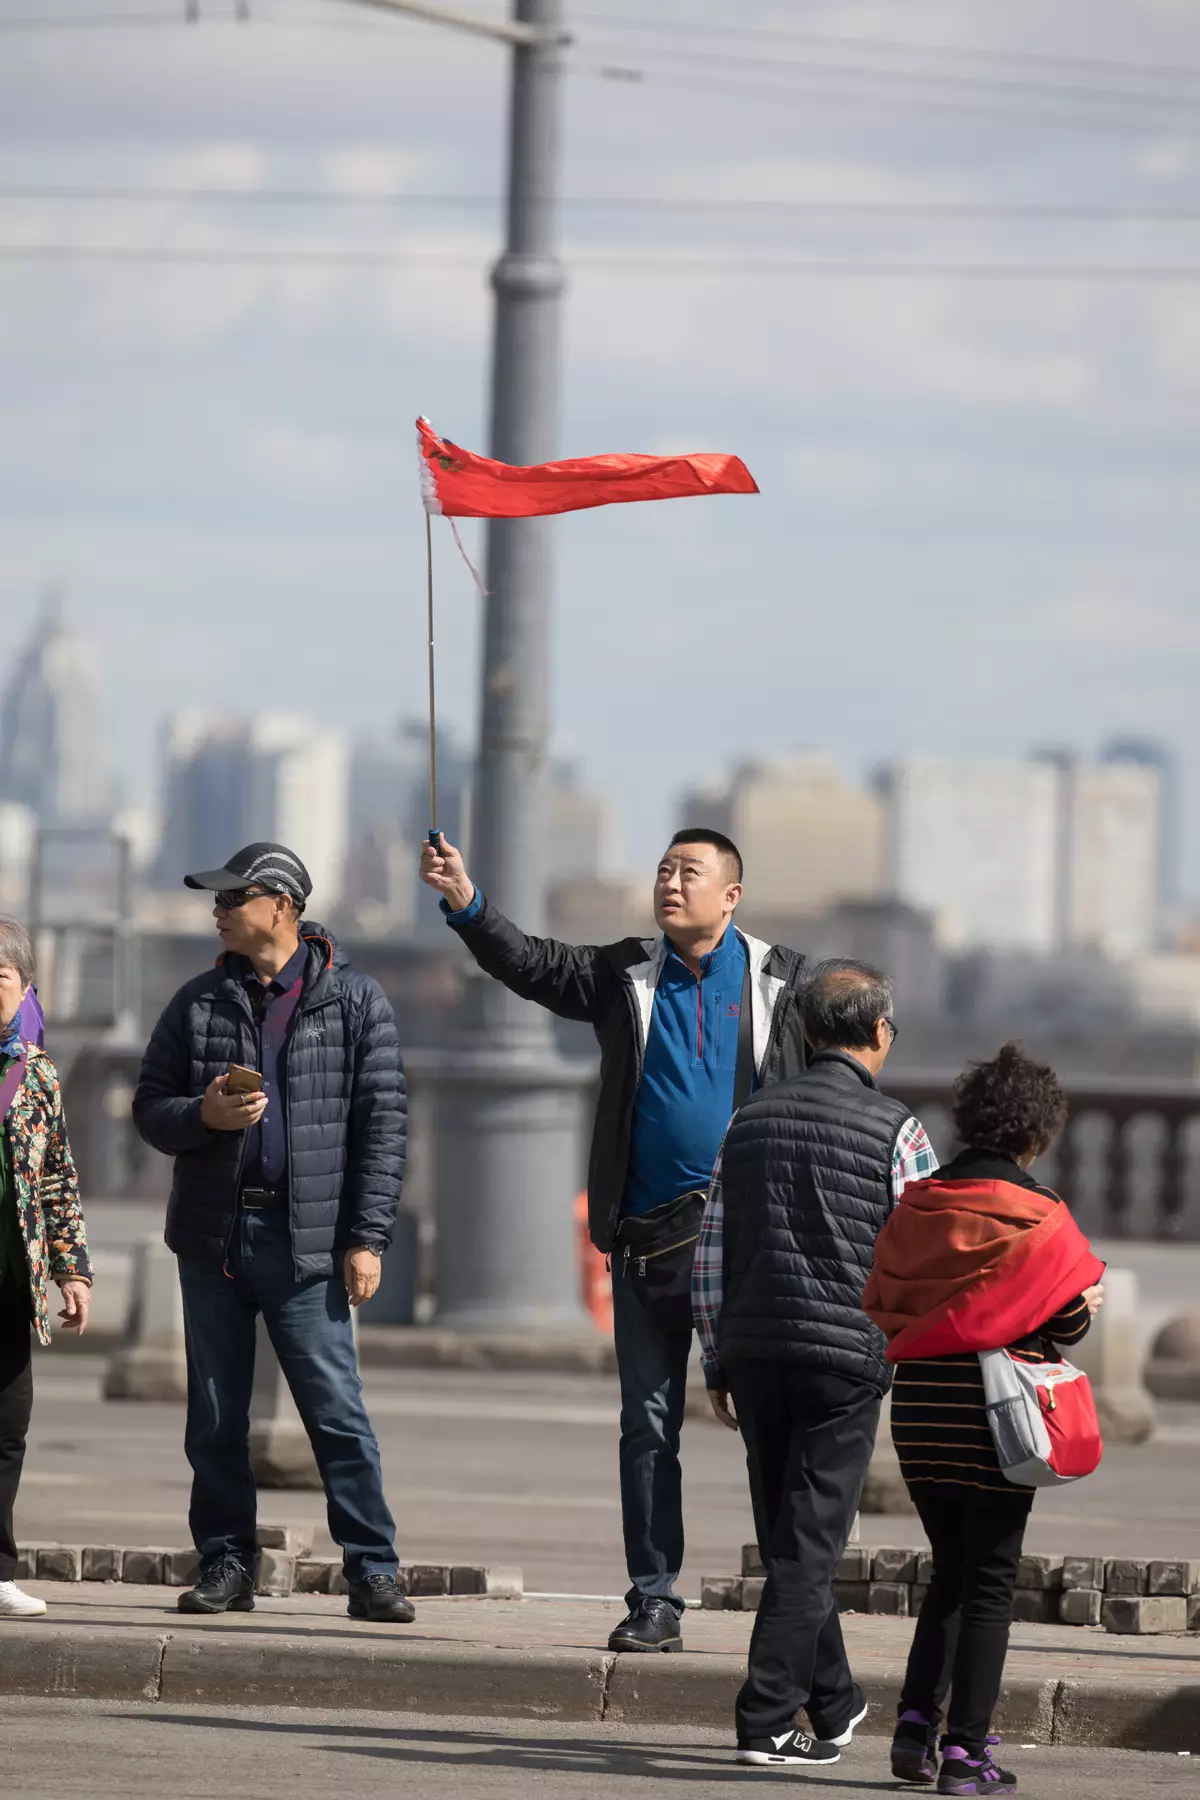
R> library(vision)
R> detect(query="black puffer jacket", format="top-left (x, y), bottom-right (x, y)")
top-left (718, 1051), bottom-right (911, 1390)
top-left (132, 922), bottom-right (406, 1276)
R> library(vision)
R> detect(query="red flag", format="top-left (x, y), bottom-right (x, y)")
top-left (417, 416), bottom-right (758, 519)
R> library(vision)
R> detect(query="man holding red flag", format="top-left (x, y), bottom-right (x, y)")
top-left (420, 828), bottom-right (807, 1652)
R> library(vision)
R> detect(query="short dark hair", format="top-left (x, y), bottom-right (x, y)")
top-left (800, 956), bottom-right (893, 1051)
top-left (668, 828), bottom-right (743, 883)
top-left (951, 1041), bottom-right (1067, 1163)
top-left (0, 917), bottom-right (35, 988)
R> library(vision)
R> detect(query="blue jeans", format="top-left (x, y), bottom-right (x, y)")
top-left (611, 1266), bottom-right (691, 1614)
top-left (177, 1207), bottom-right (397, 1583)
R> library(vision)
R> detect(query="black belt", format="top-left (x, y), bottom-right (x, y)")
top-left (240, 1188), bottom-right (285, 1211)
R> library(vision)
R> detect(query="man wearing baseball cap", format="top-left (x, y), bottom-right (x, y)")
top-left (133, 842), bottom-right (411, 1621)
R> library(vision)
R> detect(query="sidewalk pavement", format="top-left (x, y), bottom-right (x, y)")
top-left (1, 1584), bottom-right (1198, 1752)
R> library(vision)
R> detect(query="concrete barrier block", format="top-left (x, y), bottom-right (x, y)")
top-left (255, 1525), bottom-right (314, 1557)
top-left (871, 1548), bottom-right (919, 1583)
top-left (36, 1546), bottom-right (82, 1583)
top-left (1062, 1556), bottom-right (1106, 1591)
top-left (836, 1547), bottom-right (870, 1582)
top-left (483, 1566), bottom-right (523, 1600)
top-left (833, 1580), bottom-right (870, 1613)
top-left (867, 1582), bottom-right (909, 1616)
top-left (741, 1544), bottom-right (763, 1578)
top-left (740, 1577), bottom-right (764, 1612)
top-left (1012, 1589), bottom-right (1059, 1624)
top-left (1105, 1559), bottom-right (1149, 1596)
top-left (406, 1563), bottom-right (449, 1598)
top-left (1189, 1595), bottom-right (1200, 1633)
top-left (81, 1546), bottom-right (124, 1583)
top-left (293, 1559), bottom-right (337, 1594)
top-left (1017, 1554), bottom-right (1063, 1591)
top-left (254, 1550), bottom-right (295, 1598)
top-left (911, 1583), bottom-right (929, 1613)
top-left (103, 1238), bottom-right (188, 1402)
top-left (1147, 1560), bottom-right (1200, 1597)
top-left (700, 1576), bottom-right (742, 1611)
top-left (162, 1550), bottom-right (201, 1588)
top-left (1060, 1588), bottom-right (1102, 1627)
top-left (916, 1553), bottom-right (934, 1585)
top-left (122, 1550), bottom-right (167, 1585)
top-left (1102, 1595), bottom-right (1187, 1635)
top-left (330, 1569), bottom-right (349, 1596)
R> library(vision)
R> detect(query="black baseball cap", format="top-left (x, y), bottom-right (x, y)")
top-left (184, 841), bottom-right (313, 908)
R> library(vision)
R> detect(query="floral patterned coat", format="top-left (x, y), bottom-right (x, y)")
top-left (6, 1046), bottom-right (90, 1345)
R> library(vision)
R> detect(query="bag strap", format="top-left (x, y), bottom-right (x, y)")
top-left (0, 1051), bottom-right (28, 1124)
top-left (733, 961), bottom-right (754, 1109)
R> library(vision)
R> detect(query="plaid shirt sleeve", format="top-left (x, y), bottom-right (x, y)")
top-left (692, 1152), bottom-right (726, 1391)
top-left (891, 1115), bottom-right (939, 1203)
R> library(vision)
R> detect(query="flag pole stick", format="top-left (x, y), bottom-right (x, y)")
top-left (425, 510), bottom-right (439, 846)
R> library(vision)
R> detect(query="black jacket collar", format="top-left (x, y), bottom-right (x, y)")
top-left (937, 1145), bottom-right (1057, 1201)
top-left (808, 1048), bottom-right (878, 1090)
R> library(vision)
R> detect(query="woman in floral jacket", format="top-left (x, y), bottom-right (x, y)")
top-left (0, 918), bottom-right (91, 1620)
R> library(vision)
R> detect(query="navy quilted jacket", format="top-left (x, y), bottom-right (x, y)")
top-left (132, 922), bottom-right (406, 1275)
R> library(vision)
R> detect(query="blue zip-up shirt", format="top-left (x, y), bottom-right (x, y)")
top-left (623, 925), bottom-right (748, 1217)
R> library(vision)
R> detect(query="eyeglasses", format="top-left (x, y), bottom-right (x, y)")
top-left (884, 1017), bottom-right (899, 1042)
top-left (213, 887), bottom-right (270, 912)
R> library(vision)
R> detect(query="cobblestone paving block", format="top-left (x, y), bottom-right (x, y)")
top-left (36, 1546), bottom-right (82, 1582)
top-left (162, 1549), bottom-right (201, 1588)
top-left (916, 1553), bottom-right (934, 1585)
top-left (121, 1549), bottom-right (166, 1585)
top-left (1188, 1594), bottom-right (1200, 1633)
top-left (80, 1546), bottom-right (124, 1583)
top-left (405, 1563), bottom-right (450, 1597)
top-left (836, 1547), bottom-right (870, 1582)
top-left (1102, 1594), bottom-right (1187, 1634)
top-left (866, 1582), bottom-right (909, 1616)
top-left (255, 1550), bottom-right (295, 1598)
top-left (1059, 1588), bottom-right (1102, 1626)
top-left (700, 1575), bottom-right (743, 1611)
top-left (1016, 1554), bottom-right (1064, 1591)
top-left (483, 1566), bottom-right (523, 1599)
top-left (1104, 1558), bottom-right (1149, 1596)
top-left (1011, 1589), bottom-right (1059, 1624)
top-left (872, 1548), bottom-right (919, 1583)
top-left (255, 1525), bottom-right (314, 1557)
top-left (910, 1583), bottom-right (929, 1613)
top-left (741, 1544), bottom-right (764, 1578)
top-left (449, 1565), bottom-right (488, 1595)
top-left (740, 1577), bottom-right (764, 1612)
top-left (833, 1580), bottom-right (870, 1613)
top-left (1062, 1555), bottom-right (1107, 1591)
top-left (15, 1547), bottom-right (38, 1580)
top-left (1147, 1559), bottom-right (1200, 1597)
top-left (330, 1569), bottom-right (349, 1596)
top-left (293, 1560), bottom-right (338, 1593)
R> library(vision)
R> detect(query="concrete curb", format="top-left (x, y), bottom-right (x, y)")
top-left (358, 1325), bottom-right (617, 1376)
top-left (0, 1626), bottom-right (1198, 1748)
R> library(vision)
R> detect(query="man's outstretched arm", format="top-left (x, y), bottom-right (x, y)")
top-left (420, 832), bottom-right (615, 1024)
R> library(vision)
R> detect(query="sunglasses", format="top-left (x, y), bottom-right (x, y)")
top-left (213, 887), bottom-right (272, 912)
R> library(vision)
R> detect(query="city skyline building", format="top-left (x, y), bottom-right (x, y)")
top-left (0, 593), bottom-right (112, 827)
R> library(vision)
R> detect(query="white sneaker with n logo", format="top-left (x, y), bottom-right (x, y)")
top-left (736, 1729), bottom-right (841, 1767)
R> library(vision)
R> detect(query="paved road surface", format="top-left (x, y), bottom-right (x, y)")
top-left (18, 1352), bottom-right (1200, 1594)
top-left (3, 1701), bottom-right (1197, 1799)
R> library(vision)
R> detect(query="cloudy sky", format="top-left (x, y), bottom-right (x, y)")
top-left (1, 0), bottom-right (1198, 897)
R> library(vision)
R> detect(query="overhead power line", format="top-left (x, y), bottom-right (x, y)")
top-left (4, 185), bottom-right (1200, 223)
top-left (3, 241), bottom-right (1200, 279)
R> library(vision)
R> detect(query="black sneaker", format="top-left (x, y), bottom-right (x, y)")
top-left (606, 1597), bottom-right (683, 1653)
top-left (346, 1573), bottom-right (416, 1624)
top-left (736, 1729), bottom-right (841, 1768)
top-left (811, 1681), bottom-right (869, 1748)
top-left (937, 1737), bottom-right (1016, 1795)
top-left (892, 1710), bottom-right (938, 1785)
top-left (177, 1552), bottom-right (256, 1615)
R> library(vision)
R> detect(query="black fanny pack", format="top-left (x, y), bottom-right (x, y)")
top-left (616, 960), bottom-right (756, 1336)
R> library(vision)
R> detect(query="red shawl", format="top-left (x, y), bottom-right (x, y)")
top-left (863, 1178), bottom-right (1104, 1363)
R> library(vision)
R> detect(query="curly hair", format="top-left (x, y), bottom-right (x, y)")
top-left (950, 1042), bottom-right (1068, 1163)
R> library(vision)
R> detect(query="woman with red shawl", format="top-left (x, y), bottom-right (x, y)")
top-left (864, 1045), bottom-right (1104, 1796)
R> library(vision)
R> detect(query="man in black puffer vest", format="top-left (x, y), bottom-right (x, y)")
top-left (693, 958), bottom-right (937, 1769)
top-left (133, 842), bottom-right (412, 1625)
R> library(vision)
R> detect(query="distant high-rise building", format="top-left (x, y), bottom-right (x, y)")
top-left (547, 759), bottom-right (612, 884)
top-left (885, 751), bottom-right (1163, 959)
top-left (681, 753), bottom-right (884, 918)
top-left (0, 593), bottom-right (111, 825)
top-left (155, 712), bottom-right (348, 910)
top-left (885, 757), bottom-right (1061, 953)
top-left (1102, 736), bottom-right (1175, 908)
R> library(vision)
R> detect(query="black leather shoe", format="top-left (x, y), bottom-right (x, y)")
top-left (346, 1574), bottom-right (416, 1624)
top-left (178, 1552), bottom-right (256, 1614)
top-left (606, 1597), bottom-right (683, 1653)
